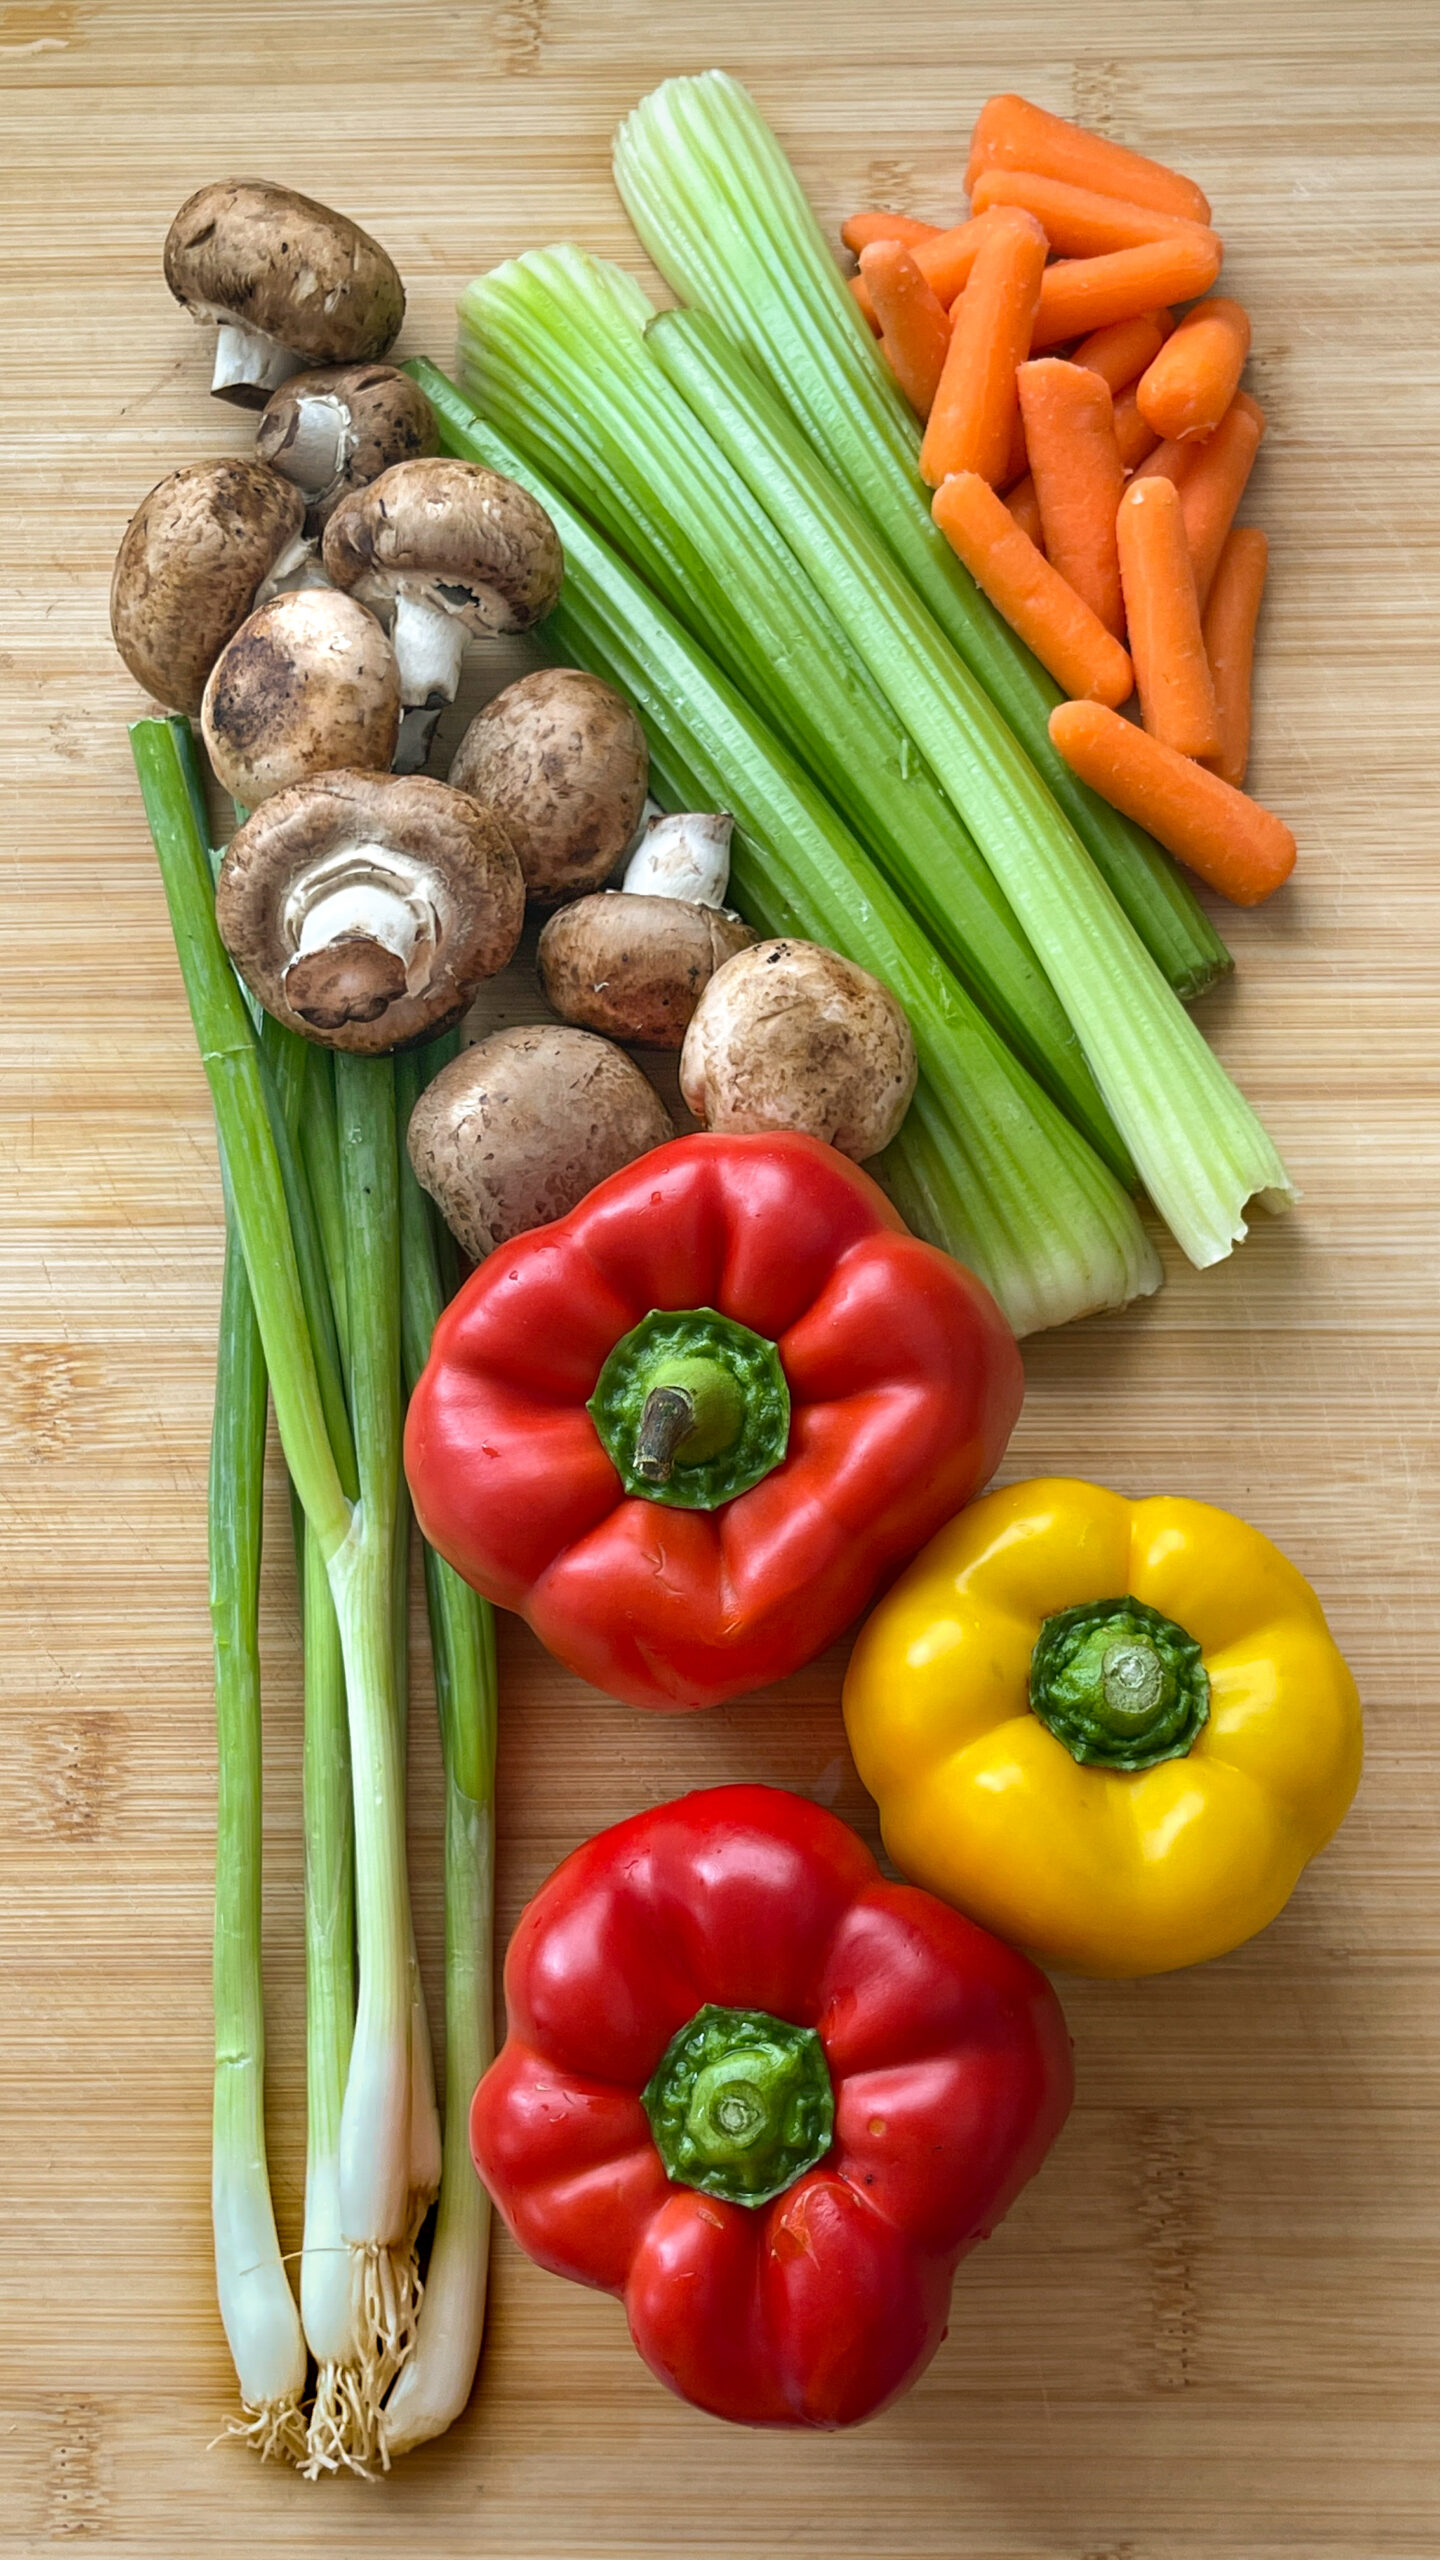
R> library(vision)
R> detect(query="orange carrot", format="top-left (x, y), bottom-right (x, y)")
top-left (1001, 401), bottom-right (1028, 490)
top-left (919, 207), bottom-right (1048, 487)
top-left (1137, 296), bottom-right (1251, 441)
top-left (932, 470), bottom-right (1133, 706)
top-left (1005, 474), bottom-right (1045, 548)
top-left (971, 167), bottom-right (1216, 260)
top-left (842, 210), bottom-right (941, 255)
top-left (1072, 309), bottom-right (1172, 394)
top-left (1132, 428), bottom-right (1200, 488)
top-left (965, 93), bottom-right (1213, 225)
top-left (911, 217), bottom-right (992, 306)
top-left (1116, 476), bottom-right (1221, 756)
top-left (1032, 233), bottom-right (1222, 348)
top-left (1181, 392), bottom-right (1266, 609)
top-left (859, 239), bottom-right (953, 419)
top-left (1049, 700), bottom-right (1294, 906)
top-left (849, 272), bottom-right (881, 333)
top-left (1017, 359), bottom-right (1127, 636)
top-left (1113, 388), bottom-right (1161, 473)
top-left (1201, 527), bottom-right (1268, 790)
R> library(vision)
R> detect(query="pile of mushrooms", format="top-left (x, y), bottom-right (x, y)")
top-left (112, 168), bottom-right (921, 1262)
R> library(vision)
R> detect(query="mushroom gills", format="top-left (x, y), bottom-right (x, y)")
top-left (252, 527), bottom-right (322, 606)
top-left (211, 318), bottom-right (307, 407)
top-left (624, 810), bottom-right (733, 907)
top-left (281, 844), bottom-right (440, 1027)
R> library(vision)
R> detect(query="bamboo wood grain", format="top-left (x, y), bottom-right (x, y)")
top-left (2, 4), bottom-right (1438, 2553)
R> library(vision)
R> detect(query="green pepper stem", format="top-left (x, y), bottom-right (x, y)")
top-left (1029, 1594), bottom-right (1210, 1771)
top-left (643, 2004), bottom-right (834, 2207)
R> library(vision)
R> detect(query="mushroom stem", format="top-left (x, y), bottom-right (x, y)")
top-left (392, 705), bottom-right (445, 776)
top-left (212, 319), bottom-right (306, 407)
top-left (281, 392), bottom-right (352, 500)
top-left (391, 592), bottom-right (468, 709)
top-left (624, 810), bottom-right (733, 908)
top-left (254, 527), bottom-right (321, 606)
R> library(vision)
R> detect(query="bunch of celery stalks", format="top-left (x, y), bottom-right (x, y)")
top-left (131, 74), bottom-right (1293, 2477)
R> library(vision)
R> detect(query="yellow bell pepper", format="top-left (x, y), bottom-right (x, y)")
top-left (842, 1478), bottom-right (1362, 1977)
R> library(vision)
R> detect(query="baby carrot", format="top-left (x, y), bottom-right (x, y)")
top-left (932, 470), bottom-right (1134, 706)
top-left (1201, 526), bottom-right (1268, 789)
top-left (965, 93), bottom-right (1213, 225)
top-left (1181, 392), bottom-right (1265, 609)
top-left (1001, 402), bottom-right (1028, 490)
top-left (1073, 309), bottom-right (1172, 394)
top-left (1133, 429), bottom-right (1200, 488)
top-left (1113, 389), bottom-right (1162, 473)
top-left (842, 210), bottom-right (941, 254)
top-left (1137, 296), bottom-right (1251, 441)
top-left (860, 239), bottom-right (953, 418)
top-left (1116, 475), bottom-right (1221, 756)
top-left (920, 206), bottom-right (1048, 487)
top-left (1032, 233), bottom-right (1222, 348)
top-left (849, 272), bottom-right (881, 332)
top-left (1005, 474), bottom-right (1044, 548)
top-left (912, 217), bottom-right (992, 305)
top-left (1017, 359), bottom-right (1127, 635)
top-left (1049, 699), bottom-right (1294, 905)
top-left (972, 167), bottom-right (1216, 260)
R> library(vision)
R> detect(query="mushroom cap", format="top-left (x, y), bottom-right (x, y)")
top-left (406, 1024), bottom-right (674, 1260)
top-left (201, 586), bottom-right (400, 805)
top-left (322, 458), bottom-right (564, 636)
top-left (449, 668), bottom-right (649, 903)
top-left (163, 181), bottom-right (404, 368)
top-left (538, 893), bottom-right (757, 1049)
top-left (255, 362), bottom-right (438, 531)
top-left (109, 457), bottom-right (304, 716)
top-left (679, 939), bottom-right (918, 1161)
top-left (216, 769), bottom-right (525, 1054)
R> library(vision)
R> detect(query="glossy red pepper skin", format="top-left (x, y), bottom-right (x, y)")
top-left (470, 1785), bottom-right (1073, 2430)
top-left (404, 1132), bottom-right (1023, 1710)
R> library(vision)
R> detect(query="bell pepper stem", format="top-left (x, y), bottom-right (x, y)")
top-left (635, 1384), bottom-right (698, 1484)
top-left (643, 2003), bottom-right (835, 2207)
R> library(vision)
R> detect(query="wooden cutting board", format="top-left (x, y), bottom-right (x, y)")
top-left (3, 3), bottom-right (1436, 2553)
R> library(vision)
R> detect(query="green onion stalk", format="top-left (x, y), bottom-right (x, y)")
top-left (458, 246), bottom-right (1127, 1185)
top-left (207, 1204), bottom-right (308, 2462)
top-left (382, 1040), bottom-right (498, 2461)
top-left (640, 311), bottom-right (1294, 1270)
top-left (411, 364), bottom-right (1160, 1334)
top-left (612, 69), bottom-right (1229, 1002)
top-left (131, 719), bottom-right (435, 2448)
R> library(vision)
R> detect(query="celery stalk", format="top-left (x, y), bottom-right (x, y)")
top-left (612, 70), bottom-right (1228, 999)
top-left (411, 364), bottom-right (1159, 1333)
top-left (645, 313), bottom-right (1294, 1269)
top-left (459, 247), bottom-right (1128, 1184)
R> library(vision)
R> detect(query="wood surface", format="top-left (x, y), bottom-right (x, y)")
top-left (3, 2), bottom-right (1437, 2553)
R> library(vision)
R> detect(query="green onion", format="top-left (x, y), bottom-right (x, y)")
top-left (643, 311), bottom-right (1294, 1269)
top-left (207, 1208), bottom-right (308, 2463)
top-left (612, 70), bottom-right (1228, 1000)
top-left (130, 719), bottom-right (429, 2444)
top-left (459, 246), bottom-right (1127, 1184)
top-left (412, 363), bottom-right (1160, 1334)
top-left (383, 1041), bottom-right (498, 2460)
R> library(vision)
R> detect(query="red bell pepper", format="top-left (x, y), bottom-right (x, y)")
top-left (404, 1131), bottom-right (1022, 1710)
top-left (471, 1784), bottom-right (1073, 2429)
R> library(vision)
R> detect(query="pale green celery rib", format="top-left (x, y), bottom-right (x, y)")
top-left (458, 247), bottom-right (1130, 1188)
top-left (612, 70), bottom-right (1229, 1001)
top-left (411, 362), bottom-right (1159, 1335)
top-left (645, 311), bottom-right (1294, 1270)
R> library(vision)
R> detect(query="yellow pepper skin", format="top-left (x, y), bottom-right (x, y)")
top-left (842, 1478), bottom-right (1362, 1977)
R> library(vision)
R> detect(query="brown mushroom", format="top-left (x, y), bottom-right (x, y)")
top-left (538, 893), bottom-right (756, 1049)
top-left (406, 1025), bottom-right (673, 1259)
top-left (449, 669), bottom-right (649, 904)
top-left (215, 769), bottom-right (523, 1052)
top-left (622, 809), bottom-right (733, 908)
top-left (201, 586), bottom-right (400, 805)
top-left (109, 458), bottom-right (307, 716)
top-left (323, 460), bottom-right (564, 769)
top-left (254, 363), bottom-right (438, 532)
top-left (164, 180), bottom-right (404, 407)
top-left (679, 939), bottom-right (918, 1160)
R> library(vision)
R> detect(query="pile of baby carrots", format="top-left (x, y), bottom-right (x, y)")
top-left (845, 92), bottom-right (1292, 909)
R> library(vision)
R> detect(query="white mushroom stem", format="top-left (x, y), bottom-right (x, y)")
top-left (391, 592), bottom-right (469, 708)
top-left (284, 848), bottom-right (439, 993)
top-left (254, 528), bottom-right (322, 606)
top-left (282, 392), bottom-right (352, 501)
top-left (211, 319), bottom-right (306, 402)
top-left (623, 809), bottom-right (733, 908)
